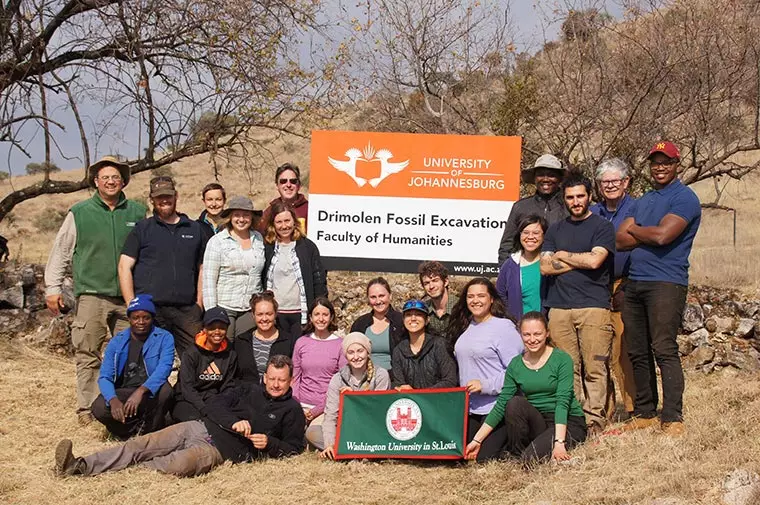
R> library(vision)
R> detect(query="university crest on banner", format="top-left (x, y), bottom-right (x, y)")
top-left (334, 388), bottom-right (469, 460)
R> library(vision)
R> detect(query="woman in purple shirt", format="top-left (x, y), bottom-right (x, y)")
top-left (449, 277), bottom-right (524, 461)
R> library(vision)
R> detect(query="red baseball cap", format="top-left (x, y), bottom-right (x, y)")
top-left (647, 141), bottom-right (680, 160)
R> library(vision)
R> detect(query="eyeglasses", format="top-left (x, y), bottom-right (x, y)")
top-left (649, 160), bottom-right (676, 169)
top-left (520, 230), bottom-right (543, 237)
top-left (99, 175), bottom-right (123, 182)
top-left (599, 179), bottom-right (624, 187)
top-left (279, 178), bottom-right (299, 185)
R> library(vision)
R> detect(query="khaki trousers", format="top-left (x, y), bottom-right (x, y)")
top-left (71, 295), bottom-right (128, 412)
top-left (607, 309), bottom-right (636, 416)
top-left (548, 307), bottom-right (613, 428)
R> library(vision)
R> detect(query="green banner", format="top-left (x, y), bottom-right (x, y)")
top-left (334, 388), bottom-right (469, 460)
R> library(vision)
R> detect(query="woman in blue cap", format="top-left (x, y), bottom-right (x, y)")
top-left (173, 307), bottom-right (239, 422)
top-left (391, 299), bottom-right (458, 390)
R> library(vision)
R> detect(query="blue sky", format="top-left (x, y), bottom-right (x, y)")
top-left (0, 0), bottom-right (623, 174)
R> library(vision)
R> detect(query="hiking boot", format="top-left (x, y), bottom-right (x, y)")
top-left (586, 423), bottom-right (604, 439)
top-left (661, 421), bottom-right (686, 437)
top-left (77, 411), bottom-right (94, 427)
top-left (621, 416), bottom-right (659, 432)
top-left (54, 439), bottom-right (85, 476)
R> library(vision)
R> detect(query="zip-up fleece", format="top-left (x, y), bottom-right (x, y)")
top-left (70, 192), bottom-right (146, 297)
top-left (202, 383), bottom-right (306, 463)
top-left (97, 325), bottom-right (175, 405)
top-left (176, 331), bottom-right (238, 413)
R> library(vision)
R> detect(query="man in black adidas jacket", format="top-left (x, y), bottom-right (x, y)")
top-left (54, 355), bottom-right (305, 478)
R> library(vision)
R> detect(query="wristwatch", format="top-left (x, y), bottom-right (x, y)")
top-left (554, 439), bottom-right (565, 444)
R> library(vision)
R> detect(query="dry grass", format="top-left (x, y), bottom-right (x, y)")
top-left (0, 341), bottom-right (758, 505)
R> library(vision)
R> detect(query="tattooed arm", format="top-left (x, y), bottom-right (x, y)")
top-left (540, 251), bottom-right (574, 276)
top-left (553, 247), bottom-right (609, 270)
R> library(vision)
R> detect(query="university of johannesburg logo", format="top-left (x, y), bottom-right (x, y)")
top-left (328, 142), bottom-right (409, 188)
top-left (385, 398), bottom-right (422, 441)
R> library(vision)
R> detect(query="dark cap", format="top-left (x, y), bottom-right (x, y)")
top-left (402, 299), bottom-right (428, 314)
top-left (203, 306), bottom-right (230, 327)
top-left (150, 176), bottom-right (177, 197)
top-left (647, 141), bottom-right (680, 160)
top-left (88, 156), bottom-right (131, 188)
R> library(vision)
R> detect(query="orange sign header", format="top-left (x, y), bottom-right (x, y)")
top-left (309, 130), bottom-right (522, 202)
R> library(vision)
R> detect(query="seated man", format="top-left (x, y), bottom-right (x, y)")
top-left (172, 307), bottom-right (238, 422)
top-left (90, 294), bottom-right (174, 440)
top-left (55, 355), bottom-right (306, 478)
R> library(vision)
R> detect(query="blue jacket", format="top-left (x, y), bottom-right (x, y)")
top-left (496, 252), bottom-right (547, 320)
top-left (98, 325), bottom-right (175, 404)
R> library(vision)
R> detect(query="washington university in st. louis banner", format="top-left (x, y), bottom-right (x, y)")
top-left (334, 388), bottom-right (469, 460)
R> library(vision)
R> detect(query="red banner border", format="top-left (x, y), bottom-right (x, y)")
top-left (333, 387), bottom-right (470, 460)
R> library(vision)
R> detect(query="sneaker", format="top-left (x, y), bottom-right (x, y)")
top-left (661, 421), bottom-right (686, 437)
top-left (77, 412), bottom-right (94, 427)
top-left (54, 439), bottom-right (85, 476)
top-left (621, 416), bottom-right (659, 432)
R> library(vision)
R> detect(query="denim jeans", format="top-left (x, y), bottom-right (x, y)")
top-left (622, 280), bottom-right (687, 423)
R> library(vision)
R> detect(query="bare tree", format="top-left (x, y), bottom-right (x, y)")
top-left (0, 0), bottom-right (344, 222)
top-left (346, 0), bottom-right (514, 134)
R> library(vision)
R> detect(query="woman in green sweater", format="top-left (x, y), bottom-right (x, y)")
top-left (465, 311), bottom-right (587, 464)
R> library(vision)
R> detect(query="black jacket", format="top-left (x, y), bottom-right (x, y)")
top-left (497, 192), bottom-right (568, 264)
top-left (350, 307), bottom-right (405, 355)
top-left (263, 237), bottom-right (327, 311)
top-left (391, 334), bottom-right (459, 389)
top-left (234, 329), bottom-right (295, 385)
top-left (202, 383), bottom-right (305, 463)
top-left (176, 339), bottom-right (238, 412)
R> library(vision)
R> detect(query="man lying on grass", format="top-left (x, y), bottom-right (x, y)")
top-left (54, 355), bottom-right (305, 477)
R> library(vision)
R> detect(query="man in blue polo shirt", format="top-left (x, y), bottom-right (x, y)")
top-left (616, 141), bottom-right (701, 436)
top-left (591, 158), bottom-right (637, 419)
top-left (118, 177), bottom-right (208, 356)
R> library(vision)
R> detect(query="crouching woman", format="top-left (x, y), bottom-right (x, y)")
top-left (314, 332), bottom-right (390, 459)
top-left (465, 311), bottom-right (587, 465)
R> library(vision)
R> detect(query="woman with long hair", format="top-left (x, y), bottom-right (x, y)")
top-left (350, 277), bottom-right (404, 372)
top-left (495, 214), bottom-right (548, 320)
top-left (449, 277), bottom-right (524, 461)
top-left (234, 291), bottom-right (296, 384)
top-left (465, 312), bottom-right (587, 465)
top-left (202, 196), bottom-right (265, 338)
top-left (391, 299), bottom-right (458, 390)
top-left (291, 297), bottom-right (346, 429)
top-left (263, 201), bottom-right (327, 341)
top-left (314, 332), bottom-right (391, 457)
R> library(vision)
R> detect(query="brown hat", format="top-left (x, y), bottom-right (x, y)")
top-left (88, 156), bottom-right (131, 188)
top-left (149, 176), bottom-right (177, 197)
top-left (220, 195), bottom-right (262, 218)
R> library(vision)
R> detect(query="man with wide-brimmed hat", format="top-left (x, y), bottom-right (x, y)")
top-left (497, 154), bottom-right (568, 264)
top-left (118, 176), bottom-right (208, 356)
top-left (45, 156), bottom-right (148, 426)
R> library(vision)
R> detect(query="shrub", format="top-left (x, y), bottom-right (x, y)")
top-left (33, 208), bottom-right (67, 233)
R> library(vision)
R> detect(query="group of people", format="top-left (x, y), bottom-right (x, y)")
top-left (47, 139), bottom-right (701, 478)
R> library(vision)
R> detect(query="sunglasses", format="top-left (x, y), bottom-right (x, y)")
top-left (279, 178), bottom-right (299, 185)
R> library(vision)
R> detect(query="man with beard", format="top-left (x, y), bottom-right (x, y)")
top-left (118, 177), bottom-right (208, 356)
top-left (258, 163), bottom-right (309, 234)
top-left (539, 174), bottom-right (615, 437)
top-left (417, 261), bottom-right (458, 353)
top-left (616, 141), bottom-right (701, 437)
top-left (55, 355), bottom-right (305, 477)
top-left (90, 295), bottom-right (174, 439)
top-left (45, 156), bottom-right (147, 426)
top-left (497, 154), bottom-right (568, 264)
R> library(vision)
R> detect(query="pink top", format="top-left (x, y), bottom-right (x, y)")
top-left (291, 334), bottom-right (347, 416)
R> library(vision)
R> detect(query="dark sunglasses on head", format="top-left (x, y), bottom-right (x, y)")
top-left (279, 178), bottom-right (299, 185)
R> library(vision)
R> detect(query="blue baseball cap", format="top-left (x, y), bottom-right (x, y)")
top-left (203, 306), bottom-right (230, 327)
top-left (127, 294), bottom-right (156, 315)
top-left (402, 299), bottom-right (428, 314)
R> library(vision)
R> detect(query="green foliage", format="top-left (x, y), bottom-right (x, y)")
top-left (188, 112), bottom-right (238, 144)
top-left (151, 165), bottom-right (174, 178)
top-left (25, 162), bottom-right (61, 175)
top-left (0, 171), bottom-right (9, 181)
top-left (561, 9), bottom-right (611, 42)
top-left (33, 208), bottom-right (67, 233)
top-left (490, 62), bottom-right (540, 137)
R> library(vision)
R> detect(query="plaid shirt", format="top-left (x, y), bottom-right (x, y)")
top-left (266, 242), bottom-right (309, 324)
top-left (425, 293), bottom-right (459, 338)
top-left (202, 229), bottom-right (265, 311)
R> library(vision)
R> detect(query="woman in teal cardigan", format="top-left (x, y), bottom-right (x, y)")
top-left (465, 311), bottom-right (587, 465)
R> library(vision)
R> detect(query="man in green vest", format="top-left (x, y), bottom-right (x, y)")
top-left (45, 156), bottom-right (148, 426)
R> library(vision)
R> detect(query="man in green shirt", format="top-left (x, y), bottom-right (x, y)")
top-left (45, 156), bottom-right (147, 425)
top-left (418, 261), bottom-right (458, 353)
